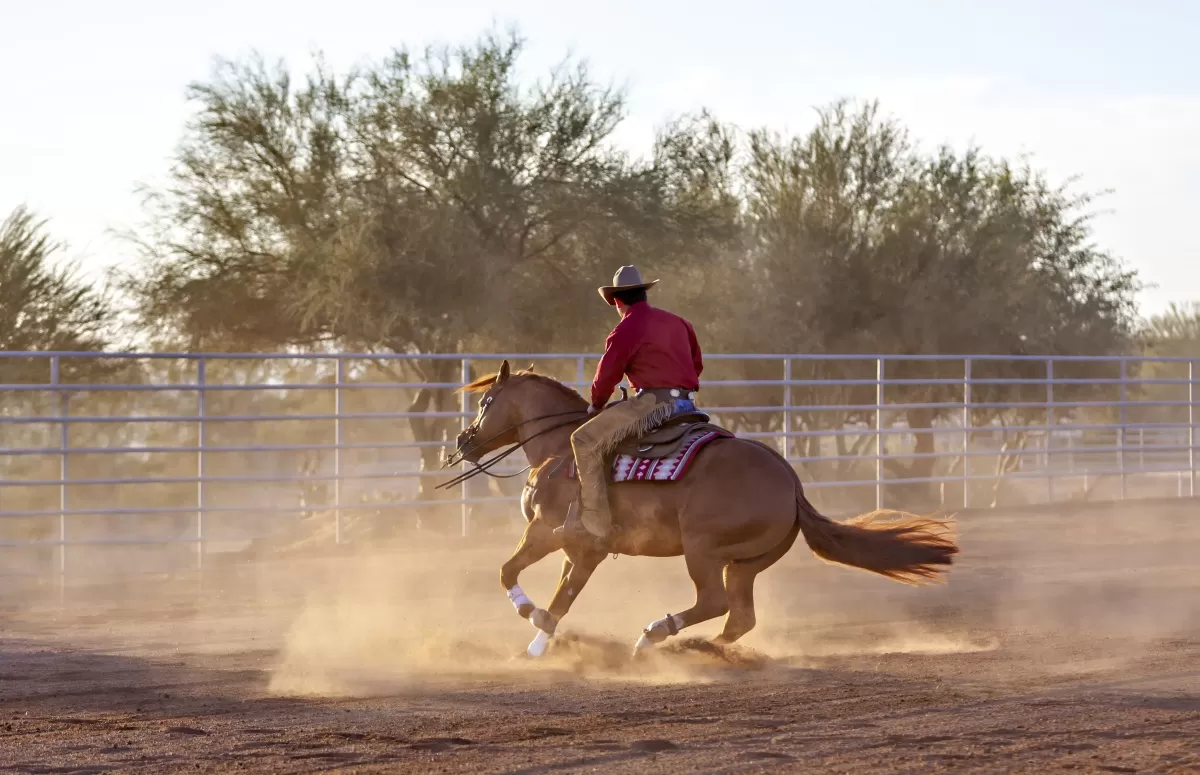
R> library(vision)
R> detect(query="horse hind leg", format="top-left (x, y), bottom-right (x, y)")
top-left (635, 550), bottom-right (729, 652)
top-left (716, 517), bottom-right (799, 645)
top-left (714, 562), bottom-right (757, 644)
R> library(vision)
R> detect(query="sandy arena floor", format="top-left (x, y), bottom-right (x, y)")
top-left (2, 499), bottom-right (1198, 773)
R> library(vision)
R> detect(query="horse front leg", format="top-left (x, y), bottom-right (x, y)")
top-left (500, 516), bottom-right (559, 623)
top-left (524, 548), bottom-right (606, 657)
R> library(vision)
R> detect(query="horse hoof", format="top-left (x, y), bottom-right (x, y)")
top-left (633, 633), bottom-right (654, 655)
top-left (527, 629), bottom-right (552, 658)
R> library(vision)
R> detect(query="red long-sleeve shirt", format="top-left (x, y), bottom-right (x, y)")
top-left (589, 301), bottom-right (703, 410)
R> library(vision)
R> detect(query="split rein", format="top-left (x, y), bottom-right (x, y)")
top-left (435, 409), bottom-right (589, 491)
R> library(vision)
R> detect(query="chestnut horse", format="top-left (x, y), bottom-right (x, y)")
top-left (446, 361), bottom-right (958, 657)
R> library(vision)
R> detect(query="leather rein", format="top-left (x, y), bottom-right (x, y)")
top-left (437, 403), bottom-right (588, 491)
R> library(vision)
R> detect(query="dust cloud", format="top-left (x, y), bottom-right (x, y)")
top-left (263, 531), bottom-right (776, 697)
top-left (254, 497), bottom-right (1198, 697)
top-left (4, 498), bottom-right (1197, 698)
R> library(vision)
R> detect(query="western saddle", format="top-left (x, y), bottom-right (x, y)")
top-left (612, 409), bottom-right (727, 460)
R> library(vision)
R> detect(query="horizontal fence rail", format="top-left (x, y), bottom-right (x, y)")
top-left (0, 351), bottom-right (1196, 585)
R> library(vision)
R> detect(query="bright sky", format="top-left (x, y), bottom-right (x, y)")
top-left (2, 0), bottom-right (1197, 318)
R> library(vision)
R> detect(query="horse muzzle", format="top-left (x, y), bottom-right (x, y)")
top-left (447, 427), bottom-right (483, 466)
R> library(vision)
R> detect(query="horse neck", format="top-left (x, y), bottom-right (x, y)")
top-left (515, 384), bottom-right (585, 467)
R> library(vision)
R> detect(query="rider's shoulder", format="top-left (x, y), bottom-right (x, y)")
top-left (653, 305), bottom-right (693, 326)
top-left (613, 310), bottom-right (647, 331)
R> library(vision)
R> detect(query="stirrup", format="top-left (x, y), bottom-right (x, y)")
top-left (552, 498), bottom-right (581, 537)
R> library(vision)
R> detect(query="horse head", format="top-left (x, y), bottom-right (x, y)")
top-left (449, 360), bottom-right (527, 465)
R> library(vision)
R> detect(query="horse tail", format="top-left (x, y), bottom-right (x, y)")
top-left (793, 488), bottom-right (958, 585)
top-left (737, 438), bottom-right (958, 584)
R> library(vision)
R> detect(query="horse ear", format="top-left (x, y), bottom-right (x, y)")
top-left (497, 360), bottom-right (511, 383)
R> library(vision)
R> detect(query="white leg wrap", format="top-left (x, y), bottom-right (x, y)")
top-left (635, 614), bottom-right (684, 653)
top-left (527, 629), bottom-right (552, 658)
top-left (506, 585), bottom-right (534, 611)
top-left (649, 614), bottom-right (684, 636)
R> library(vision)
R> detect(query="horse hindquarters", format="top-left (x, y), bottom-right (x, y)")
top-left (674, 440), bottom-right (800, 562)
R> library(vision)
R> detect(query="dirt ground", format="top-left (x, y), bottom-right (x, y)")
top-left (2, 499), bottom-right (1199, 774)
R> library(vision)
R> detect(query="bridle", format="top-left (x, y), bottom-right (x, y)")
top-left (437, 386), bottom-right (588, 491)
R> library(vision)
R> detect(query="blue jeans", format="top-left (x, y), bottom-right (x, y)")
top-left (618, 390), bottom-right (698, 418)
top-left (626, 390), bottom-right (697, 418)
top-left (672, 397), bottom-right (697, 416)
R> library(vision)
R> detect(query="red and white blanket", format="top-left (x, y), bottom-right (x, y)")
top-left (610, 429), bottom-right (731, 483)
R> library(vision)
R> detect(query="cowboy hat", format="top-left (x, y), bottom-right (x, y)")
top-left (598, 265), bottom-right (659, 305)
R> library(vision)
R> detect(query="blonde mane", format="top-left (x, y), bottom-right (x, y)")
top-left (459, 369), bottom-right (587, 406)
top-left (459, 369), bottom-right (534, 393)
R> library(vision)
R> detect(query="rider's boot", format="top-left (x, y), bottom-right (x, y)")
top-left (553, 499), bottom-right (613, 552)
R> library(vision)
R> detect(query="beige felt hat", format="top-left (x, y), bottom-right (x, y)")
top-left (598, 265), bottom-right (659, 305)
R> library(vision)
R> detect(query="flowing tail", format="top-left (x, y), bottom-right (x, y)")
top-left (794, 489), bottom-right (958, 584)
top-left (738, 438), bottom-right (959, 584)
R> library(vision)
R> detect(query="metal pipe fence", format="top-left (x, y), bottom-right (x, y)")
top-left (1, 351), bottom-right (1196, 583)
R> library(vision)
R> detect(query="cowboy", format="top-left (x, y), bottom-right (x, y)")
top-left (556, 265), bottom-right (704, 548)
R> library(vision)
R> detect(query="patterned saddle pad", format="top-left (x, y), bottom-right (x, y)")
top-left (560, 425), bottom-right (733, 484)
top-left (611, 427), bottom-right (731, 483)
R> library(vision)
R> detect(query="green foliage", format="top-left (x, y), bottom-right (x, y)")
top-left (118, 32), bottom-right (734, 358)
top-left (1, 206), bottom-right (112, 355)
top-left (0, 206), bottom-right (117, 384)
top-left (738, 99), bottom-right (1138, 359)
top-left (120, 34), bottom-right (1140, 368)
top-left (1142, 302), bottom-right (1200, 358)
top-left (1129, 302), bottom-right (1199, 428)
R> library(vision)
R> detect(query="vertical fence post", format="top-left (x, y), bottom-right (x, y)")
top-left (1190, 359), bottom-right (1196, 498)
top-left (196, 357), bottom-right (206, 571)
top-left (52, 356), bottom-right (68, 598)
top-left (782, 358), bottom-right (792, 460)
top-left (460, 357), bottom-right (471, 538)
top-left (334, 356), bottom-right (345, 544)
top-left (1119, 359), bottom-right (1128, 500)
top-left (576, 356), bottom-right (586, 393)
top-left (1046, 359), bottom-right (1055, 504)
top-left (875, 358), bottom-right (884, 511)
top-left (962, 358), bottom-right (972, 509)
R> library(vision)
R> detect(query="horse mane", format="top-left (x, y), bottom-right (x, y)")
top-left (459, 369), bottom-right (535, 393)
top-left (459, 369), bottom-right (586, 406)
